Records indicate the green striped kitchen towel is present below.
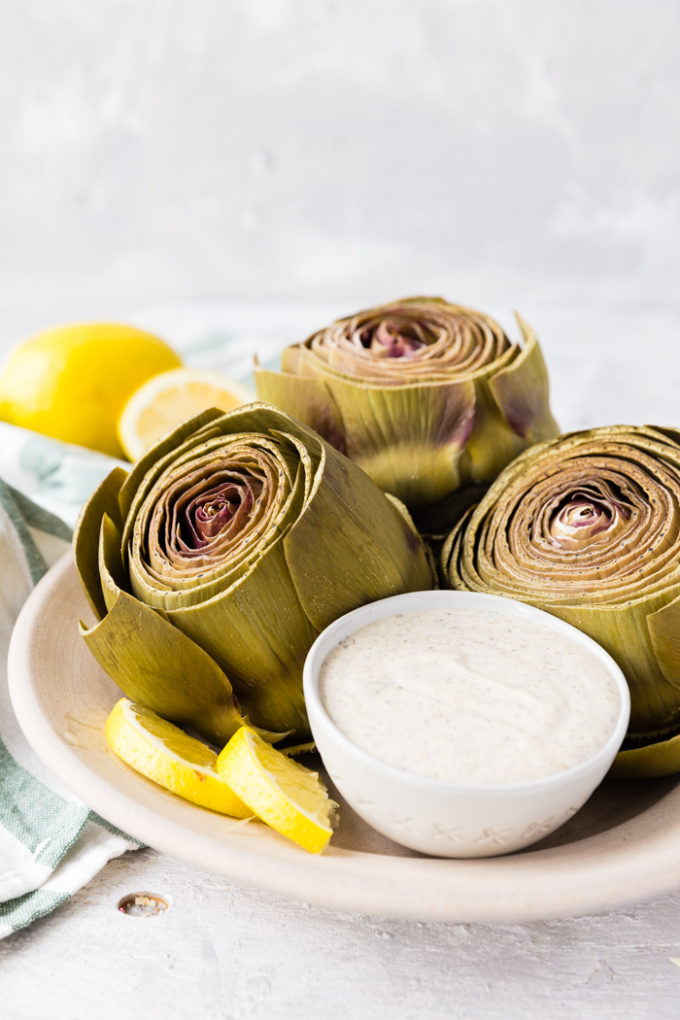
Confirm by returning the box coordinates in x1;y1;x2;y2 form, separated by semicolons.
0;428;141;940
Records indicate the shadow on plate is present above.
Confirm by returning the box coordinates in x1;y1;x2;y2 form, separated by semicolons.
525;775;680;854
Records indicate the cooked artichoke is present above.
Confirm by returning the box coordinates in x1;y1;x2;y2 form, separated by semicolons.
254;296;559;512
441;424;680;777
74;403;433;744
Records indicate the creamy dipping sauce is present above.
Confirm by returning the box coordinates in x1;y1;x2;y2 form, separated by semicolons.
319;608;622;786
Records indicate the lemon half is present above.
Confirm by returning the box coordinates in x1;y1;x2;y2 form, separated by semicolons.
117;367;255;461
105;698;251;818
216;726;337;853
0;322;181;457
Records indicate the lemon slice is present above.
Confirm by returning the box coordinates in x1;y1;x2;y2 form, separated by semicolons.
216;727;337;853
105;698;251;818
117;366;255;460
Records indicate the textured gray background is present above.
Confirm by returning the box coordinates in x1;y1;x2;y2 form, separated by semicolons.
1;0;678;348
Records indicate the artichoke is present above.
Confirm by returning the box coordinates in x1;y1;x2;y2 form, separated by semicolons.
441;425;680;777
254;296;559;512
74;403;433;744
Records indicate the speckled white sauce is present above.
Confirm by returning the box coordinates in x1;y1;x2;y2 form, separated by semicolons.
319;608;622;785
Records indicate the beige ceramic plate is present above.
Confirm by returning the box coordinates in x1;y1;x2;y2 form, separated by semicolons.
8;553;680;923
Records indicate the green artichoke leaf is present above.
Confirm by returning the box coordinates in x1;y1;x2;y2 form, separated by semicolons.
611;730;680;778
542;600;680;737
74;465;128;620
647;594;680;693
283;432;434;630
343;379;477;509
647;425;680;447
80;588;246;747
168;537;314;735
99;512;130;612
254;359;346;453
291;370;478;509
461;378;539;484
485;313;559;442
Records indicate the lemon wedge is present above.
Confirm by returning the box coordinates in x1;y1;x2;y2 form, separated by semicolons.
0;323;181;457
105;698;251;818
216;727;337;853
117;366;255;461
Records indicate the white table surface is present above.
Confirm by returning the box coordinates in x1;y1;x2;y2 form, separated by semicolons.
3;299;680;1020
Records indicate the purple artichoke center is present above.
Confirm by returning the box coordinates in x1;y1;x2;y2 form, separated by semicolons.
550;490;630;545
359;318;428;358
178;482;254;552
195;498;235;540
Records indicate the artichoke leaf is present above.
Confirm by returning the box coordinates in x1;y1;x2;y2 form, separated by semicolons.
543;601;680;736
80;589;246;747
485;314;559;441
168;537;314;736
611;730;680;779
284;436;433;630
461;379;538;484
645;424;680;448
74;465;128;620
647;594;680;693
99;512;130;612
305;372;477;508
253;361;346;454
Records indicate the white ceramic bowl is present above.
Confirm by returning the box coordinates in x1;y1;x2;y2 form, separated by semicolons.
303;590;631;858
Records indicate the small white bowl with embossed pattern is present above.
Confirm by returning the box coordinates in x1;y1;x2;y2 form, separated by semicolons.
303;590;631;858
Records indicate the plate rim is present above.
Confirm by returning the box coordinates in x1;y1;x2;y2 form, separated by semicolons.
8;552;680;923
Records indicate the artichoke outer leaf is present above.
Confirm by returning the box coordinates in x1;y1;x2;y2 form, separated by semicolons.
168;537;314;738
74;465;129;621
260;338;479;507
440;507;475;587
611;732;680;779
461;380;538;485
99;513;130;612
308;373;477;509
647;425;680;447
80;589;246;747
254;363;346;454
538;601;680;734
647;593;680;693
283;437;434;631
199;401;314;442
486;314;559;441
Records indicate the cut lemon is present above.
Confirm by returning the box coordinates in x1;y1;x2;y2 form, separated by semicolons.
0;322;181;458
105;698;251;818
216;726;337;853
117;366;255;461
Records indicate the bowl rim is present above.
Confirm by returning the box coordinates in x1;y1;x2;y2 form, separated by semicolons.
302;588;632;797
